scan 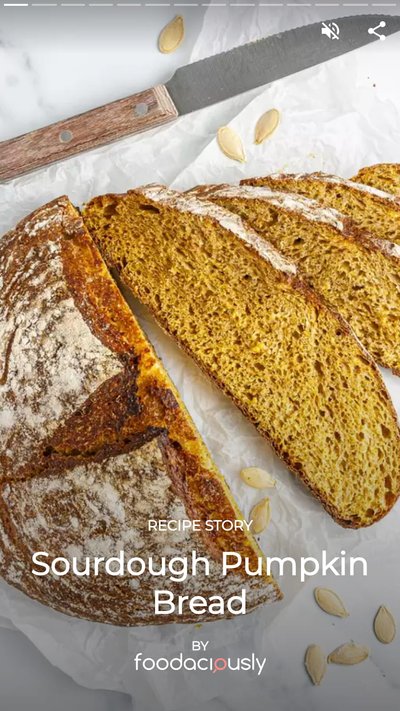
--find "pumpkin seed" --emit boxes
[217,126,246,163]
[305,644,327,685]
[314,587,349,618]
[254,108,280,145]
[240,467,276,489]
[249,497,271,534]
[374,606,396,644]
[328,642,369,665]
[158,16,185,54]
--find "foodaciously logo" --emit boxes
[133,642,267,676]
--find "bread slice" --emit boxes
[188,184,400,375]
[353,163,400,198]
[83,185,400,528]
[241,172,400,246]
[0,197,280,625]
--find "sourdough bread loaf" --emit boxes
[241,173,400,246]
[83,185,400,529]
[353,163,400,198]
[189,183,400,375]
[0,197,280,625]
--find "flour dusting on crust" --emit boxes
[0,201,122,473]
[137,184,297,277]
[192,184,345,231]
[2,441,278,624]
[270,172,400,203]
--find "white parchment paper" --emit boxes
[1,5,400,711]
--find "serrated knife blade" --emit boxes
[166,14,400,114]
[1,14,399,181]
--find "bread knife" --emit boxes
[1,14,399,182]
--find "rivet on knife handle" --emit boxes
[0,85,178,182]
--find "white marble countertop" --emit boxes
[0,1,206,141]
[1,3,400,711]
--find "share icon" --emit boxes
[368,20,387,41]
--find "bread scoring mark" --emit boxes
[0,202,123,475]
[137,184,297,277]
[0,329,16,386]
[146,383,179,411]
[2,442,278,624]
[270,172,400,204]
[191,184,345,232]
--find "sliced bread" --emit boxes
[189,184,400,375]
[353,163,400,198]
[83,185,400,528]
[241,172,400,246]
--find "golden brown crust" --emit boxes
[194,183,400,262]
[0,197,280,625]
[241,172,400,247]
[352,163,400,198]
[242,171,400,209]
[192,184,382,257]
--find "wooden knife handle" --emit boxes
[0,85,178,182]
